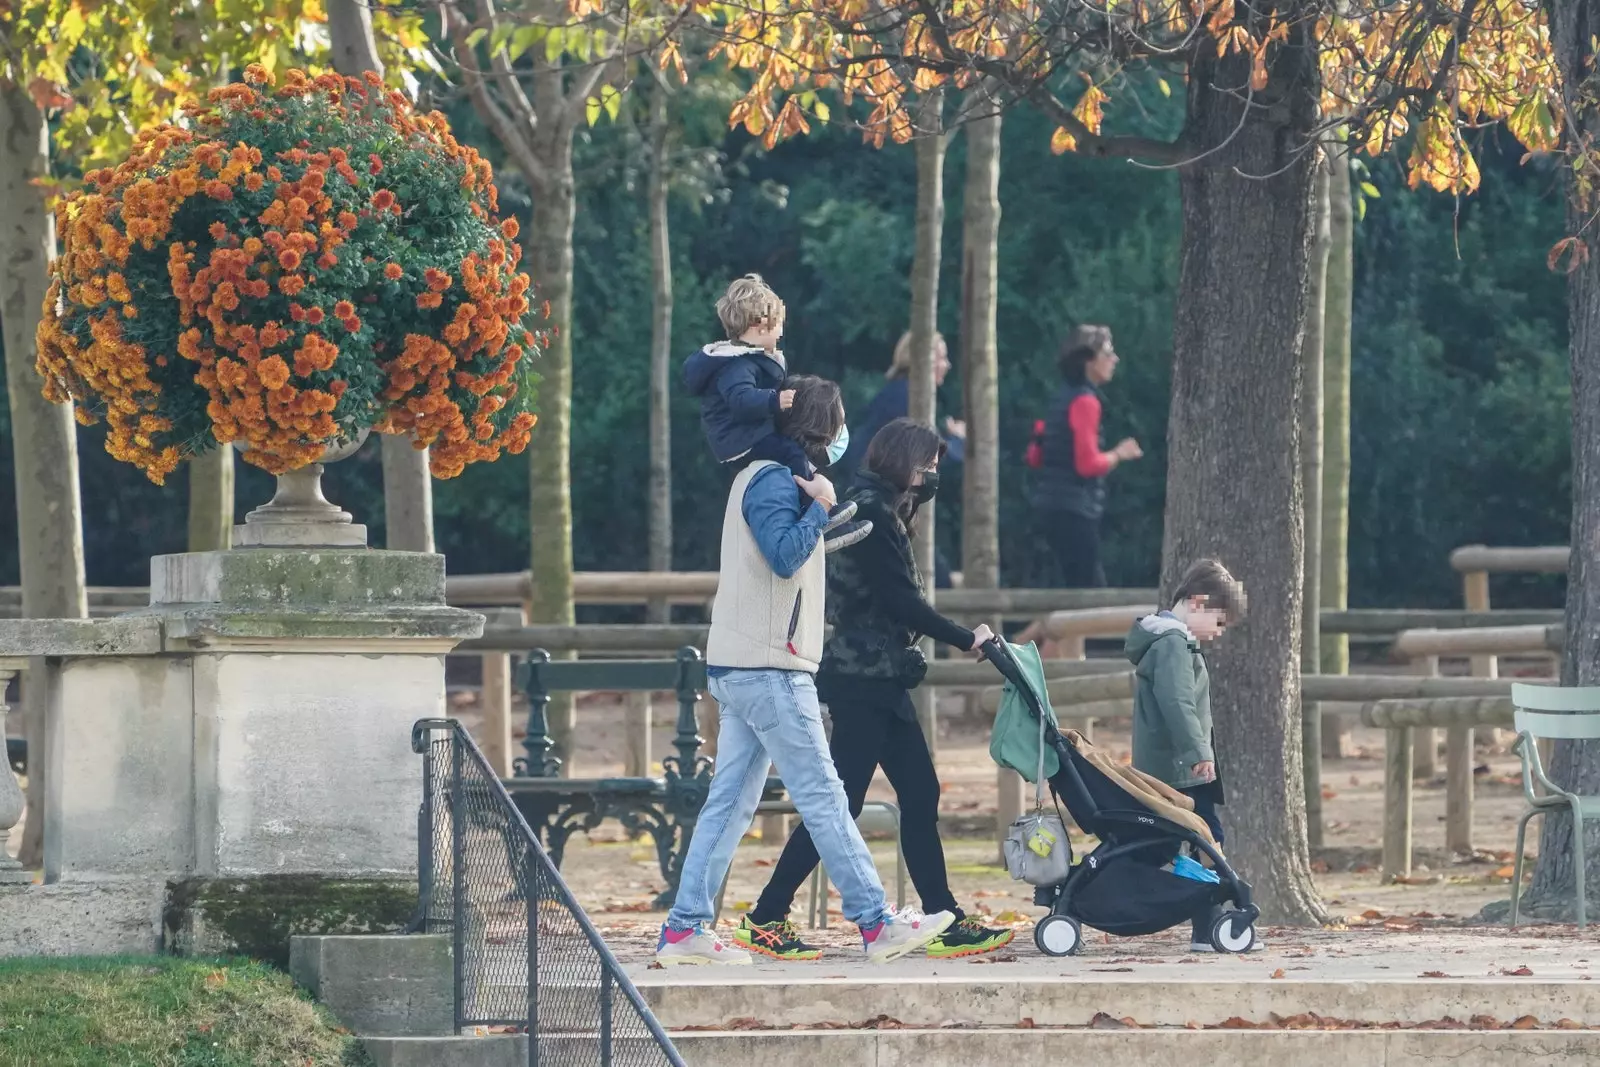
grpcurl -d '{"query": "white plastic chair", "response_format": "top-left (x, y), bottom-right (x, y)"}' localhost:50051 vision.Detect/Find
top-left (1509, 683), bottom-right (1600, 930)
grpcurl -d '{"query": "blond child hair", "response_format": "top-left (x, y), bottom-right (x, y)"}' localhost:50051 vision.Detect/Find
top-left (716, 273), bottom-right (786, 340)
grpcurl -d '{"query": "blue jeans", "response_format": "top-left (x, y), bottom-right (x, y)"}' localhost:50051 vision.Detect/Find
top-left (666, 668), bottom-right (888, 931)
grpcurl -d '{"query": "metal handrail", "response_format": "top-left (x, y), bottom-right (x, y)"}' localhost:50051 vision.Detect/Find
top-left (412, 717), bottom-right (685, 1066)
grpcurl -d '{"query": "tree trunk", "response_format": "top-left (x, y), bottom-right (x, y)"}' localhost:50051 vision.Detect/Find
top-left (1163, 43), bottom-right (1325, 925)
top-left (526, 112), bottom-right (579, 772)
top-left (1301, 157), bottom-right (1330, 850)
top-left (960, 104), bottom-right (1001, 599)
top-left (907, 95), bottom-right (945, 576)
top-left (187, 448), bottom-right (234, 551)
top-left (646, 86), bottom-right (674, 626)
top-left (0, 83), bottom-right (89, 869)
top-left (1524, 0), bottom-right (1600, 920)
top-left (1320, 150), bottom-right (1354, 677)
top-left (327, 0), bottom-right (435, 553)
top-left (907, 95), bottom-right (945, 743)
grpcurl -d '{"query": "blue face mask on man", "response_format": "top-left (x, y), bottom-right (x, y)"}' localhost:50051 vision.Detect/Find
top-left (826, 424), bottom-right (850, 466)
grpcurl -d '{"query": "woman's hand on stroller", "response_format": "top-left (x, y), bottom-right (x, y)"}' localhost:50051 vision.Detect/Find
top-left (1192, 760), bottom-right (1216, 782)
top-left (968, 624), bottom-right (995, 657)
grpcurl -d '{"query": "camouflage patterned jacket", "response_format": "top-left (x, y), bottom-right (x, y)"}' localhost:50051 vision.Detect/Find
top-left (817, 471), bottom-right (974, 684)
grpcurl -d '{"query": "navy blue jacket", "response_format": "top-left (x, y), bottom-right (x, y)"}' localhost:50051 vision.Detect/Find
top-left (833, 377), bottom-right (966, 485)
top-left (683, 342), bottom-right (788, 463)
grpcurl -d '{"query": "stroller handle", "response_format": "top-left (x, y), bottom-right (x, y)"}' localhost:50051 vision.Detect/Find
top-left (980, 636), bottom-right (1054, 726)
top-left (980, 636), bottom-right (1025, 686)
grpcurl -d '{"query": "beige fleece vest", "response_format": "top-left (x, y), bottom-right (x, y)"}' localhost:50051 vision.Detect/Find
top-left (706, 461), bottom-right (826, 672)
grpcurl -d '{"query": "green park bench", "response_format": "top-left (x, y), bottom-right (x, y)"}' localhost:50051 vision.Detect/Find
top-left (510, 646), bottom-right (787, 909)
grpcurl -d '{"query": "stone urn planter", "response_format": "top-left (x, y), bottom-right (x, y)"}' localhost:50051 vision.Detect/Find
top-left (234, 430), bottom-right (372, 548)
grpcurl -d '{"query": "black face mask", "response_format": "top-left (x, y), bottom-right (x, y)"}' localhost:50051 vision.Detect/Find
top-left (911, 471), bottom-right (940, 504)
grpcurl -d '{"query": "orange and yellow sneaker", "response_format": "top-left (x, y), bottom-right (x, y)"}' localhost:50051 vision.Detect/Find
top-left (733, 916), bottom-right (824, 961)
top-left (925, 917), bottom-right (1015, 959)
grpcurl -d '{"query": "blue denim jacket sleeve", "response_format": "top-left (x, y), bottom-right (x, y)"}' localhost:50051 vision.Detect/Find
top-left (741, 464), bottom-right (828, 578)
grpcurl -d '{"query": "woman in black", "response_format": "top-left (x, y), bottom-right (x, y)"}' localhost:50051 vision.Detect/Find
top-left (734, 418), bottom-right (1014, 961)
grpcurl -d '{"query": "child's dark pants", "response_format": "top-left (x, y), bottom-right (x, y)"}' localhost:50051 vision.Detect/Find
top-left (1180, 782), bottom-right (1225, 945)
top-left (730, 432), bottom-right (813, 481)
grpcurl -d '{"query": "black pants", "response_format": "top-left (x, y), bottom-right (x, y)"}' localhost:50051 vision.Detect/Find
top-left (1040, 509), bottom-right (1105, 588)
top-left (750, 680), bottom-right (961, 924)
top-left (1180, 783), bottom-right (1225, 942)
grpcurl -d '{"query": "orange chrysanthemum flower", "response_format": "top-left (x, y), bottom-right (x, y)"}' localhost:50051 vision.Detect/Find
top-left (278, 248), bottom-right (302, 271)
top-left (257, 355), bottom-right (291, 390)
top-left (383, 262), bottom-right (403, 280)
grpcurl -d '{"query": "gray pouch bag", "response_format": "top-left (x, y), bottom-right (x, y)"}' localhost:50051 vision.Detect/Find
top-left (1001, 703), bottom-right (1072, 886)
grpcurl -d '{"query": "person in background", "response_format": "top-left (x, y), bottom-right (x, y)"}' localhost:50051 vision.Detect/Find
top-left (1025, 324), bottom-right (1142, 587)
top-left (737, 418), bottom-right (1014, 961)
top-left (835, 331), bottom-right (965, 586)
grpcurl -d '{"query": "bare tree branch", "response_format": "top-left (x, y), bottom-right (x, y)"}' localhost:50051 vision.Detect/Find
top-left (440, 0), bottom-right (551, 186)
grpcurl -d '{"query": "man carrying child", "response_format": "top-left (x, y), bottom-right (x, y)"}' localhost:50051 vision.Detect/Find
top-left (656, 374), bottom-right (954, 965)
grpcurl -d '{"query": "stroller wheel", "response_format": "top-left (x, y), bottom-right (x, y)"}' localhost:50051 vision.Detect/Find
top-left (1209, 910), bottom-right (1256, 954)
top-left (1034, 913), bottom-right (1082, 957)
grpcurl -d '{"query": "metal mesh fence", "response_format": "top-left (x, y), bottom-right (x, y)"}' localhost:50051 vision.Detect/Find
top-left (413, 719), bottom-right (684, 1067)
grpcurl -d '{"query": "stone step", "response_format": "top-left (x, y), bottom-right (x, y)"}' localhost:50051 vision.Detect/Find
top-left (638, 974), bottom-right (1600, 1030)
top-left (289, 934), bottom-right (454, 1038)
top-left (669, 1028), bottom-right (1596, 1067)
top-left (363, 1033), bottom-right (674, 1066)
top-left (362, 1035), bottom-right (524, 1067)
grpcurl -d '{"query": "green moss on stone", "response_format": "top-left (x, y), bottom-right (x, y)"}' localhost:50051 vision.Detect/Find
top-left (165, 876), bottom-right (418, 970)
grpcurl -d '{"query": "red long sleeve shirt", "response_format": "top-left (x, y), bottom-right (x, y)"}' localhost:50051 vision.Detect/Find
top-left (1067, 392), bottom-right (1112, 478)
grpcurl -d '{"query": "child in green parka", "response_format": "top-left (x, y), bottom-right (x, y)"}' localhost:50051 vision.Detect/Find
top-left (1125, 557), bottom-right (1250, 951)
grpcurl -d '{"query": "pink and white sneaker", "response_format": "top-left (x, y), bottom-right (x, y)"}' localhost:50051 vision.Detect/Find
top-left (860, 907), bottom-right (955, 963)
top-left (655, 924), bottom-right (753, 966)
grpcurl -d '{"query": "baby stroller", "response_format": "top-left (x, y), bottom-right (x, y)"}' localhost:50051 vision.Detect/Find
top-left (983, 638), bottom-right (1260, 956)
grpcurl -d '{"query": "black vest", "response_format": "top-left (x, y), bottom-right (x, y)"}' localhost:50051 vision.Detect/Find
top-left (1030, 382), bottom-right (1106, 519)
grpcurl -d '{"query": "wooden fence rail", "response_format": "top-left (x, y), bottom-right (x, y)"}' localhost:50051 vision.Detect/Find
top-left (1362, 696), bottom-right (1516, 881)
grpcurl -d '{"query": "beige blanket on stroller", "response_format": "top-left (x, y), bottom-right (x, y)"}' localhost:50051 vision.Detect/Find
top-left (1060, 729), bottom-right (1222, 854)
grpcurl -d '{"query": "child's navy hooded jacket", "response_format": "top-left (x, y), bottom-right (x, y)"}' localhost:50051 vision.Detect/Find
top-left (683, 342), bottom-right (789, 462)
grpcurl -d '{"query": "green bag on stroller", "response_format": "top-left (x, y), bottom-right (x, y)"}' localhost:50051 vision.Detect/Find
top-left (987, 640), bottom-right (1072, 886)
top-left (988, 639), bottom-right (1061, 782)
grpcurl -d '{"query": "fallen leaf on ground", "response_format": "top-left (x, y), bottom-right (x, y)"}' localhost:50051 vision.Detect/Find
top-left (1502, 966), bottom-right (1534, 977)
top-left (1184, 1020), bottom-right (1202, 1030)
top-left (968, 953), bottom-right (1018, 964)
top-left (1419, 971), bottom-right (1450, 978)
top-left (753, 858), bottom-right (773, 867)
top-left (1512, 1015), bottom-right (1540, 1030)
top-left (1360, 909), bottom-right (1385, 920)
top-left (1218, 1018), bottom-right (1258, 1029)
top-left (1557, 1019), bottom-right (1583, 1029)
top-left (1494, 865), bottom-right (1516, 878)
top-left (1018, 1017), bottom-right (1036, 1029)
top-left (647, 962), bottom-right (664, 970)
top-left (1088, 1013), bottom-right (1138, 1029)
top-left (1310, 860), bottom-right (1330, 873)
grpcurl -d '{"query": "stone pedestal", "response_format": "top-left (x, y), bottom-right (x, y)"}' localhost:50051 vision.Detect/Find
top-left (15, 546), bottom-right (482, 959)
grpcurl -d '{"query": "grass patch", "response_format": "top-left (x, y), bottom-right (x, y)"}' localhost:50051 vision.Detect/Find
top-left (0, 957), bottom-right (371, 1067)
